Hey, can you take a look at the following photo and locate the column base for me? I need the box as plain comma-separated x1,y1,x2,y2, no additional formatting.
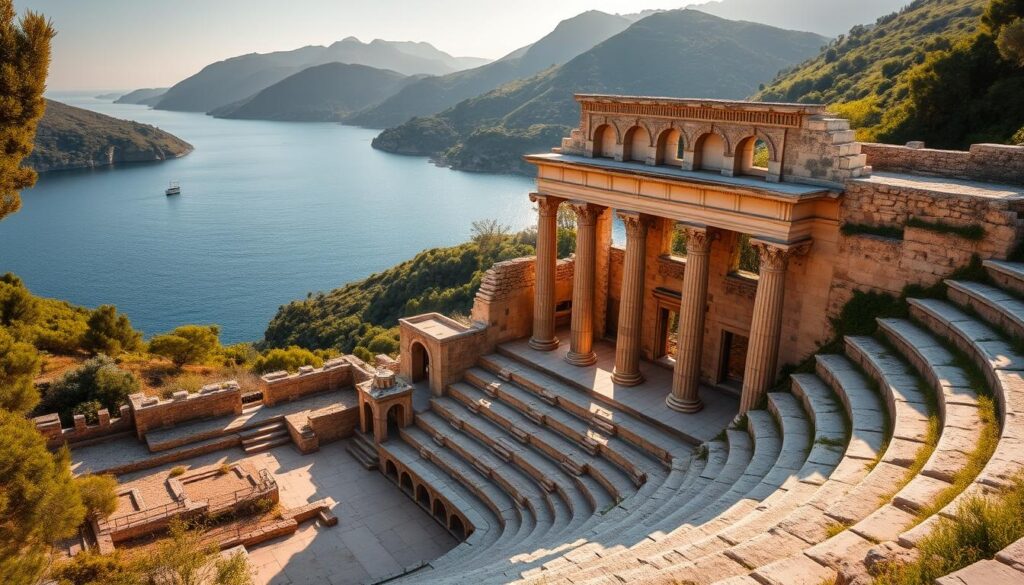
565,350,597,367
611,369,644,386
665,393,703,413
529,337,560,352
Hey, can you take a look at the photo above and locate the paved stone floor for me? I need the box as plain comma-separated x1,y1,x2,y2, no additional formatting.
502,330,739,443
118,440,456,585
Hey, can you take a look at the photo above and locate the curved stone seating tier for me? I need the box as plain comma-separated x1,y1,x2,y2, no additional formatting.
947,279,1024,341
984,259,1024,297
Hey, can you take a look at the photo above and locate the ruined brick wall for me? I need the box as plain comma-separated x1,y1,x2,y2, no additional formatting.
130,383,242,439
33,404,134,450
862,143,1024,185
260,358,354,406
307,403,358,444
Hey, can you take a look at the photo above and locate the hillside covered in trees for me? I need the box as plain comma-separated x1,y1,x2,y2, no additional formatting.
757,0,1024,148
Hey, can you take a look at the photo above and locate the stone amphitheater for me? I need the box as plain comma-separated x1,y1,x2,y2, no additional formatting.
58,95,1024,585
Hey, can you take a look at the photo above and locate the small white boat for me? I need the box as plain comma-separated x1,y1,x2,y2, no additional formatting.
165,181,181,196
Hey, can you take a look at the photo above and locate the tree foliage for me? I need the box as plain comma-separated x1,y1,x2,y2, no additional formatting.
74,474,118,520
0,410,85,585
251,346,327,374
149,324,222,367
0,0,55,221
0,327,41,413
39,355,140,425
147,520,253,585
83,305,142,356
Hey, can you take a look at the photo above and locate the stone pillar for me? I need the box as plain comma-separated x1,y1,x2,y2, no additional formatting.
666,226,717,413
612,212,652,386
566,201,603,367
529,193,563,351
739,239,812,414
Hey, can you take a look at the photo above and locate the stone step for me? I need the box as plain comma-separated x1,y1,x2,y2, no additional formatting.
984,259,1024,297
241,428,289,447
947,279,1024,340
813,354,888,461
239,420,287,440
241,435,291,454
346,433,379,470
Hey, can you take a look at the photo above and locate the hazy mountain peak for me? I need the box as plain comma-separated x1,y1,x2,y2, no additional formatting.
687,0,910,37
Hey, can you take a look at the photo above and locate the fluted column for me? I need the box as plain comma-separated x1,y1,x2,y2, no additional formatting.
739,239,812,414
566,201,603,367
529,193,563,351
666,226,717,413
612,212,652,386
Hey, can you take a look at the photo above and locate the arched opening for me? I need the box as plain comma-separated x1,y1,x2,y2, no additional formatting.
416,484,430,508
449,514,466,539
655,128,683,166
385,460,398,482
622,126,650,163
410,341,430,383
734,136,770,178
386,403,405,440
694,133,726,172
362,402,374,435
400,472,413,495
433,499,448,522
592,124,616,159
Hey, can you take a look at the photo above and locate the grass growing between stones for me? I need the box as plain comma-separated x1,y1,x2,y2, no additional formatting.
873,475,1024,585
904,217,986,241
876,378,941,506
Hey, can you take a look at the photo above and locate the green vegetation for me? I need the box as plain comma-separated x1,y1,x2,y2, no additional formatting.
905,217,986,240
149,325,222,367
374,9,826,174
83,305,142,357
758,0,1024,149
0,0,53,221
28,100,193,173
840,223,905,240
75,474,119,520
251,346,334,374
874,474,1024,585
38,355,141,426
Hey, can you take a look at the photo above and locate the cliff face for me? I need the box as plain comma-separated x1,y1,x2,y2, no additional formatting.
27,100,193,173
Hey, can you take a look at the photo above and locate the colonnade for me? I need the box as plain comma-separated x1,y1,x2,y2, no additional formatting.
528,194,810,415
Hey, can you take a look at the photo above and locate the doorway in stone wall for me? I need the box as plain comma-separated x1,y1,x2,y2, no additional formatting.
656,307,681,362
718,330,749,392
410,342,430,383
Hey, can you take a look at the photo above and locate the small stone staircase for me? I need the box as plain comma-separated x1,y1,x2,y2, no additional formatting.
347,431,380,470
240,420,291,454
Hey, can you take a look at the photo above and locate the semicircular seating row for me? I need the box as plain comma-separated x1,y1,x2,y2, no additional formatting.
376,259,1024,585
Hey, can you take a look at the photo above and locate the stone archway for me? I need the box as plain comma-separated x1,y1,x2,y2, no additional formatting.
592,124,617,159
385,459,398,481
400,471,413,495
449,514,466,539
386,403,406,440
433,499,447,522
416,484,430,507
362,402,374,435
410,341,430,383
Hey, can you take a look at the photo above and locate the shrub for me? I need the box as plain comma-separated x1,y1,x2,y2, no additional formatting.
251,346,324,374
169,466,186,477
82,305,142,356
221,342,258,367
0,327,42,413
149,325,222,367
75,474,118,520
39,355,140,426
50,550,141,585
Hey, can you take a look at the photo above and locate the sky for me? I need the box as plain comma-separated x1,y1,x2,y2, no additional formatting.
22,0,692,91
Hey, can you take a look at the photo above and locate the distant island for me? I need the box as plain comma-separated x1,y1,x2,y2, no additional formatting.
27,100,193,173
113,87,168,106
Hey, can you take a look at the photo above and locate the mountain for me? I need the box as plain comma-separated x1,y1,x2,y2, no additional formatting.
27,100,193,173
211,63,416,122
94,92,122,100
755,0,1003,146
372,9,827,174
114,88,168,106
690,0,910,37
154,38,489,113
346,11,632,129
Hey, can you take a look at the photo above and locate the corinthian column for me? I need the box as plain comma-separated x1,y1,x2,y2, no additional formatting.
566,201,603,367
739,238,812,414
612,212,652,386
666,226,717,413
529,193,563,351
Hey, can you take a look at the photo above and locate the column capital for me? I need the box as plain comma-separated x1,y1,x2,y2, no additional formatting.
677,223,719,255
530,193,563,216
750,238,812,272
568,201,604,226
616,211,653,238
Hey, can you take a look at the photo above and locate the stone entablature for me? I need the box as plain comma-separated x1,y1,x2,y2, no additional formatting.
260,357,355,406
129,381,243,439
559,94,868,187
861,142,1024,185
33,404,133,450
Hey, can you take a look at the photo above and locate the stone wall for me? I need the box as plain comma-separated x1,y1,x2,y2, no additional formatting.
260,357,354,407
861,142,1024,185
399,313,488,395
33,404,133,450
130,382,243,439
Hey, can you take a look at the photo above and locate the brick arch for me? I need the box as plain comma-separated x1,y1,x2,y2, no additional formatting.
588,117,620,143
754,129,780,163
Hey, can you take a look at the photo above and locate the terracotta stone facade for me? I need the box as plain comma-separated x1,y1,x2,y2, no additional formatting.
33,404,133,449
260,357,355,406
129,382,243,439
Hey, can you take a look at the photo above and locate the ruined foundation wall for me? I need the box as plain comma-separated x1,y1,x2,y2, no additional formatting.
34,405,134,450
260,358,354,406
861,143,1024,185
130,383,243,439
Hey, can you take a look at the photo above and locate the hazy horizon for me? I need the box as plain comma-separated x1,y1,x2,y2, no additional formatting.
22,0,907,91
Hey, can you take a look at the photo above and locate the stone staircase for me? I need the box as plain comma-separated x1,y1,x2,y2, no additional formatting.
239,420,291,454
347,431,380,470
373,259,1024,584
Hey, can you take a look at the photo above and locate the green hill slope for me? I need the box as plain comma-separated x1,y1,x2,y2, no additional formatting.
755,0,1024,147
27,100,193,173
371,9,827,174
212,63,415,122
346,10,632,129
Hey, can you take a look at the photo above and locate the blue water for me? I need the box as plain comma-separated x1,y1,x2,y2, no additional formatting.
0,93,537,343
